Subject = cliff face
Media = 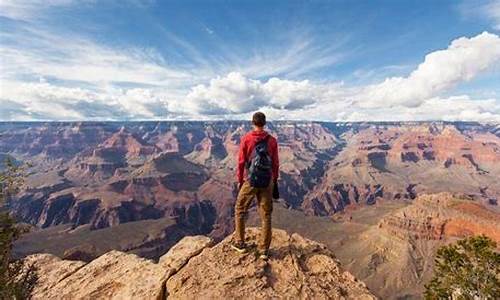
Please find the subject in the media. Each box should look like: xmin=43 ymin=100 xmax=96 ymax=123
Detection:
xmin=302 ymin=124 xmax=500 ymax=216
xmin=378 ymin=192 xmax=500 ymax=242
xmin=27 ymin=228 xmax=375 ymax=300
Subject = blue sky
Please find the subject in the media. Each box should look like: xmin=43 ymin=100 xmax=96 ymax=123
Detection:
xmin=1 ymin=0 xmax=500 ymax=121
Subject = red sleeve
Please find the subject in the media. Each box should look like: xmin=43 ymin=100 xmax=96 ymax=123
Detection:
xmin=271 ymin=137 xmax=279 ymax=181
xmin=236 ymin=135 xmax=247 ymax=184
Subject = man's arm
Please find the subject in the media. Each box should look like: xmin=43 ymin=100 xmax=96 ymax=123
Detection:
xmin=271 ymin=137 xmax=279 ymax=182
xmin=236 ymin=136 xmax=247 ymax=186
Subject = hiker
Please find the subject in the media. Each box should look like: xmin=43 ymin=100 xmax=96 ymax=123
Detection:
xmin=232 ymin=111 xmax=280 ymax=260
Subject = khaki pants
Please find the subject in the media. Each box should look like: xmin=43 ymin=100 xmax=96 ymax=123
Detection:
xmin=234 ymin=181 xmax=273 ymax=251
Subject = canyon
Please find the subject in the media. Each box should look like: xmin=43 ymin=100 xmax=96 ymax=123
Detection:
xmin=1 ymin=121 xmax=499 ymax=298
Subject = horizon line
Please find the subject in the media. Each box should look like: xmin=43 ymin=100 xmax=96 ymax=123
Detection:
xmin=0 ymin=120 xmax=498 ymax=125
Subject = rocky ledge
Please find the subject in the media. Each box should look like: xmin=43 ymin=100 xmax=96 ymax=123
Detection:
xmin=26 ymin=228 xmax=375 ymax=299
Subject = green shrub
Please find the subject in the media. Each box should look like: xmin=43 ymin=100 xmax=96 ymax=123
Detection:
xmin=424 ymin=235 xmax=500 ymax=299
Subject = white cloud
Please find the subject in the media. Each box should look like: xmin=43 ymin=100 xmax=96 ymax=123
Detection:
xmin=186 ymin=72 xmax=265 ymax=114
xmin=0 ymin=27 xmax=199 ymax=87
xmin=489 ymin=2 xmax=500 ymax=30
xmin=0 ymin=81 xmax=180 ymax=121
xmin=0 ymin=25 xmax=205 ymax=120
xmin=357 ymin=32 xmax=500 ymax=108
xmin=180 ymin=32 xmax=500 ymax=122
xmin=185 ymin=72 xmax=347 ymax=115
xmin=0 ymin=0 xmax=352 ymax=122
xmin=232 ymin=36 xmax=347 ymax=79
xmin=461 ymin=0 xmax=500 ymax=31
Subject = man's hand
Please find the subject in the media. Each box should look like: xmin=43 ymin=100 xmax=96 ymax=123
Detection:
xmin=272 ymin=181 xmax=280 ymax=199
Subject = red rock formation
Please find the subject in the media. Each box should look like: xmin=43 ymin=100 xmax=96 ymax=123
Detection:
xmin=379 ymin=193 xmax=500 ymax=242
xmin=153 ymin=131 xmax=180 ymax=153
xmin=100 ymin=127 xmax=157 ymax=157
xmin=388 ymin=125 xmax=500 ymax=170
xmin=302 ymin=123 xmax=500 ymax=217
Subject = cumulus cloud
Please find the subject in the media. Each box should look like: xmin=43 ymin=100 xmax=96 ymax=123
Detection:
xmin=180 ymin=32 xmax=500 ymax=122
xmin=357 ymin=32 xmax=500 ymax=108
xmin=182 ymin=32 xmax=500 ymax=121
xmin=0 ymin=81 xmax=179 ymax=121
xmin=0 ymin=23 xmax=201 ymax=120
xmin=186 ymin=73 xmax=265 ymax=114
xmin=185 ymin=72 xmax=329 ymax=114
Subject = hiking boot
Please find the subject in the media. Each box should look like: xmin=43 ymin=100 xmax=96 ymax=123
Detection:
xmin=230 ymin=240 xmax=247 ymax=253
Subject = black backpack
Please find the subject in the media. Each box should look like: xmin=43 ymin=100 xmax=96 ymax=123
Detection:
xmin=246 ymin=135 xmax=272 ymax=188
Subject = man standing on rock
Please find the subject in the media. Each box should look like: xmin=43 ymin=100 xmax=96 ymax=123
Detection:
xmin=232 ymin=111 xmax=280 ymax=260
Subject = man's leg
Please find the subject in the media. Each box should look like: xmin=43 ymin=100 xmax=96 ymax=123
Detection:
xmin=256 ymin=183 xmax=273 ymax=253
xmin=234 ymin=181 xmax=254 ymax=243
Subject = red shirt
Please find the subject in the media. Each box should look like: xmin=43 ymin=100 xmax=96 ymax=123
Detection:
xmin=237 ymin=130 xmax=279 ymax=185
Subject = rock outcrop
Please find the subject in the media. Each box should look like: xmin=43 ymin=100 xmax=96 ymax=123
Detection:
xmin=166 ymin=228 xmax=374 ymax=300
xmin=27 ymin=228 xmax=375 ymax=299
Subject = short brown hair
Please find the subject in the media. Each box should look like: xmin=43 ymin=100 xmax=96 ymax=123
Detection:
xmin=252 ymin=112 xmax=266 ymax=127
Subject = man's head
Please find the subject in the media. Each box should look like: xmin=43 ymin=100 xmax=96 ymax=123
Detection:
xmin=252 ymin=112 xmax=266 ymax=129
